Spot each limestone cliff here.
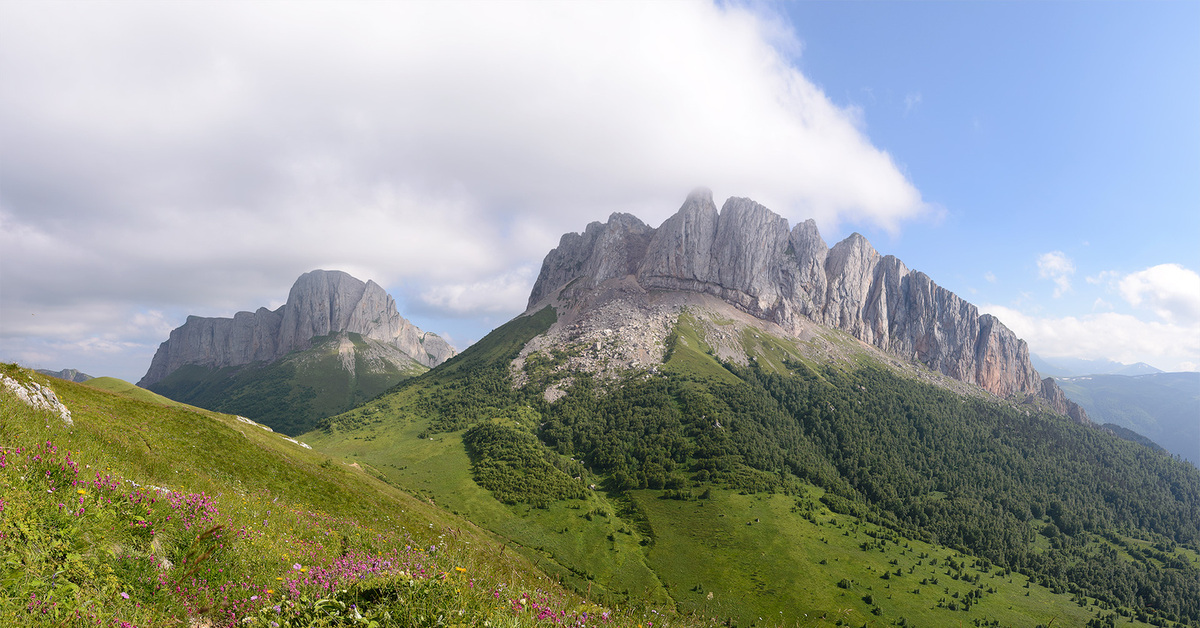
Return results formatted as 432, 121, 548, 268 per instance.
139, 270, 454, 387
527, 189, 1087, 422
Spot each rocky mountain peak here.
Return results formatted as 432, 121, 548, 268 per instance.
139, 270, 455, 387
527, 191, 1089, 423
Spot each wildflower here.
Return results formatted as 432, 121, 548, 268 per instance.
293, 563, 302, 570
119, 592, 129, 600
455, 567, 467, 573
266, 590, 274, 594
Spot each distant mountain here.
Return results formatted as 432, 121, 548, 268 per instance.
1033, 354, 1164, 377
36, 368, 93, 382
140, 270, 454, 434
1058, 372, 1199, 464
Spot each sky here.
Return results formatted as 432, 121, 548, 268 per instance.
1, 1, 1197, 383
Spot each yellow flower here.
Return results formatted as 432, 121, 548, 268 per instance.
77, 489, 87, 495
455, 567, 466, 573
266, 589, 274, 594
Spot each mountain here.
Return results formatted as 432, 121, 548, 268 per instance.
1058, 372, 1200, 464
139, 269, 455, 434
528, 188, 1085, 422
306, 191, 1199, 626
1033, 354, 1165, 378
140, 269, 454, 386
35, 367, 93, 382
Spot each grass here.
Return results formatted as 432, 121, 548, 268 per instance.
82, 377, 199, 410
304, 416, 673, 610
305, 409, 1161, 626
660, 314, 741, 385
0, 365, 697, 627
634, 488, 1147, 627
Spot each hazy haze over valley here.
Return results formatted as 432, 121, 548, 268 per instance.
0, 1, 1197, 381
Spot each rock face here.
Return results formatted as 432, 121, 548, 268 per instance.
139, 270, 455, 387
527, 189, 1088, 422
3, 374, 72, 426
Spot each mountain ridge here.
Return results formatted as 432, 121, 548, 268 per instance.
527, 189, 1086, 422
139, 269, 455, 387
35, 367, 93, 383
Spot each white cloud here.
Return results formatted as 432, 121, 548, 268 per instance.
984, 271, 997, 283
419, 267, 539, 317
1118, 263, 1200, 324
0, 1, 932, 380
981, 304, 1200, 373
1037, 251, 1075, 297
1085, 270, 1120, 285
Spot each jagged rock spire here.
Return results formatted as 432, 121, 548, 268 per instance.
526, 191, 1088, 422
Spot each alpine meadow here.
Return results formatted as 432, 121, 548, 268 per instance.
2, 3, 1198, 628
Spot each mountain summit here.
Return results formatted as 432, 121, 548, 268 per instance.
527, 189, 1086, 421
138, 270, 454, 434
140, 270, 454, 387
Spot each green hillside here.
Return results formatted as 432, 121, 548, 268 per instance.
0, 364, 665, 628
84, 376, 200, 409
147, 332, 428, 435
308, 308, 1200, 627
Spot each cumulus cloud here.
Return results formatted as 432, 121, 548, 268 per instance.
981, 304, 1199, 373
0, 1, 930, 380
1118, 263, 1200, 324
1037, 251, 1075, 297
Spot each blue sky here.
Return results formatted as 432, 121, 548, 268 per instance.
776, 1, 1199, 370
1, 1, 1197, 380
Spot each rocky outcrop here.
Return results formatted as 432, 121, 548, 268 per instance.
1039, 377, 1091, 425
139, 270, 455, 387
3, 374, 72, 426
527, 190, 1088, 422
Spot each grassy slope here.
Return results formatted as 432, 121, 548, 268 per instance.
84, 376, 201, 409
306, 308, 674, 607
638, 489, 1123, 627
0, 364, 664, 628
305, 311, 1173, 627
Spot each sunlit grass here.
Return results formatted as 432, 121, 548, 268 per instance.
0, 366, 704, 627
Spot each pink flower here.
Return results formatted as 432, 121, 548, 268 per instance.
120, 592, 129, 599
